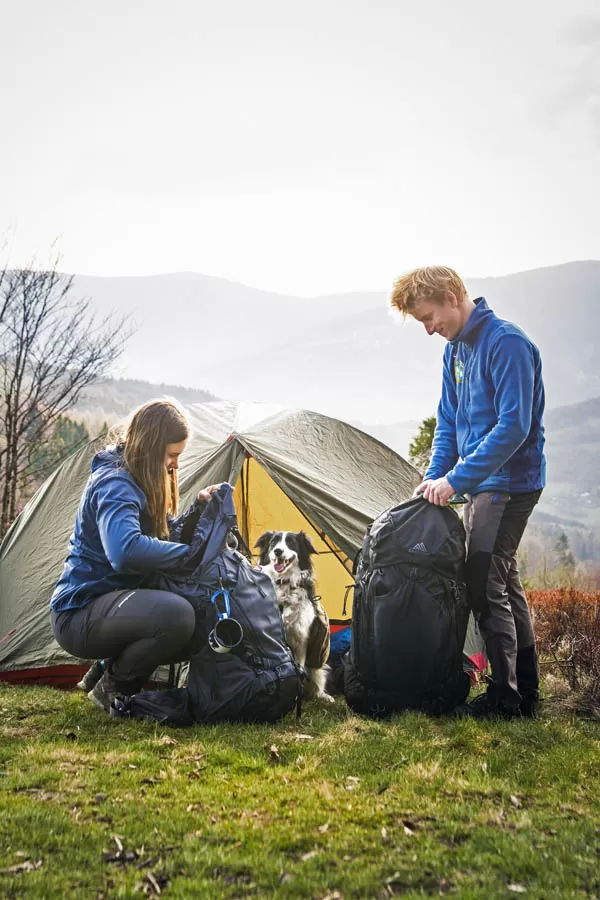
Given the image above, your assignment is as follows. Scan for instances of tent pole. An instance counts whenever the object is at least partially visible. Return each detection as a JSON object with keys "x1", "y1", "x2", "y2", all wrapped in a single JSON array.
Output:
[
  {"x1": 292, "y1": 503, "x2": 353, "y2": 574},
  {"x1": 240, "y1": 454, "x2": 250, "y2": 549}
]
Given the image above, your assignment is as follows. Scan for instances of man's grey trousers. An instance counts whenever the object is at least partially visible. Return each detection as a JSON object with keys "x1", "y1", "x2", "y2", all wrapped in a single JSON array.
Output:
[{"x1": 463, "y1": 490, "x2": 542, "y2": 709}]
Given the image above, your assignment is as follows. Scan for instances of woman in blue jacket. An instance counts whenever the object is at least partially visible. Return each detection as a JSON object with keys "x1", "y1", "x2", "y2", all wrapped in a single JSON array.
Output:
[{"x1": 50, "y1": 399, "x2": 218, "y2": 712}]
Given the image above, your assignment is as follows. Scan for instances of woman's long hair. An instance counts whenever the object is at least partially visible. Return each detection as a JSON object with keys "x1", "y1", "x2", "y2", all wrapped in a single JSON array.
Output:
[{"x1": 122, "y1": 400, "x2": 190, "y2": 538}]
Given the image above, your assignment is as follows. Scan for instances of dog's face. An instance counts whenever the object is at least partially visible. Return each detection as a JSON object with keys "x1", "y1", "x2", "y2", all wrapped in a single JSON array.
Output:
[{"x1": 255, "y1": 531, "x2": 316, "y2": 577}]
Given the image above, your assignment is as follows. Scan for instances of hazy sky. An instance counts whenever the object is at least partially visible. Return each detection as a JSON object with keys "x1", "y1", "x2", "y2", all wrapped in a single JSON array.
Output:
[{"x1": 1, "y1": 0, "x2": 599, "y2": 296}]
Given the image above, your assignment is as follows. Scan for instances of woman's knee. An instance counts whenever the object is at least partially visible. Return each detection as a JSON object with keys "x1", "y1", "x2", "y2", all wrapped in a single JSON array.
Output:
[{"x1": 152, "y1": 592, "x2": 195, "y2": 643}]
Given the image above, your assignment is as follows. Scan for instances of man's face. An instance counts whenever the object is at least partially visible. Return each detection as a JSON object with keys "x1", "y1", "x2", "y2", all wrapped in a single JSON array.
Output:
[{"x1": 410, "y1": 292, "x2": 464, "y2": 341}]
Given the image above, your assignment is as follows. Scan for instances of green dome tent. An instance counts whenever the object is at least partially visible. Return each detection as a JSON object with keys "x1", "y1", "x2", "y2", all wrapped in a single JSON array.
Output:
[{"x1": 1, "y1": 401, "x2": 425, "y2": 686}]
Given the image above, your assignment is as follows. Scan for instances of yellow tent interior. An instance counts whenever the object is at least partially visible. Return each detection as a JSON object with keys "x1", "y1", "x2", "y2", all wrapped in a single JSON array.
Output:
[{"x1": 234, "y1": 455, "x2": 354, "y2": 620}]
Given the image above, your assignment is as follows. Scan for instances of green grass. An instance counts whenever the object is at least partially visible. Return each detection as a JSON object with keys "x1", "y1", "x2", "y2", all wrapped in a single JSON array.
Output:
[{"x1": 0, "y1": 684, "x2": 599, "y2": 899}]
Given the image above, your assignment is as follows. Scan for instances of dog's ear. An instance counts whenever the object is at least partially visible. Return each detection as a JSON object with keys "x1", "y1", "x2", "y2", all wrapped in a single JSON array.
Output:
[
  {"x1": 255, "y1": 531, "x2": 273, "y2": 550},
  {"x1": 254, "y1": 531, "x2": 273, "y2": 562},
  {"x1": 298, "y1": 532, "x2": 317, "y2": 554},
  {"x1": 297, "y1": 531, "x2": 317, "y2": 570}
]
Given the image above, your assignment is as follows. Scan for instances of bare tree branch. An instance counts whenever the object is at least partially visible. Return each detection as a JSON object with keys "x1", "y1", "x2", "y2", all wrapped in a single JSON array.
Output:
[{"x1": 0, "y1": 264, "x2": 132, "y2": 537}]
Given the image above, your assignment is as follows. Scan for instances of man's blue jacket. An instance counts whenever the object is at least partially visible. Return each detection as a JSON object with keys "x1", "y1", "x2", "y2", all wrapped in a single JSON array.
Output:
[
  {"x1": 50, "y1": 447, "x2": 196, "y2": 612},
  {"x1": 425, "y1": 297, "x2": 546, "y2": 496}
]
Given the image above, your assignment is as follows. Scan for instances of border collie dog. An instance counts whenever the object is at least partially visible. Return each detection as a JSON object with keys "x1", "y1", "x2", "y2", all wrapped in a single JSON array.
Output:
[{"x1": 256, "y1": 530, "x2": 333, "y2": 703}]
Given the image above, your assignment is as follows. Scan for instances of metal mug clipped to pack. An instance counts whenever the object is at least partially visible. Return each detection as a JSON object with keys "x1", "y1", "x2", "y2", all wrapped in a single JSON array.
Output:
[{"x1": 208, "y1": 584, "x2": 243, "y2": 654}]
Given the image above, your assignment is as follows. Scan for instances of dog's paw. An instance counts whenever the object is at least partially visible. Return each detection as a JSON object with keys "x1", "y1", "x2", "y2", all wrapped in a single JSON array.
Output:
[{"x1": 317, "y1": 692, "x2": 335, "y2": 704}]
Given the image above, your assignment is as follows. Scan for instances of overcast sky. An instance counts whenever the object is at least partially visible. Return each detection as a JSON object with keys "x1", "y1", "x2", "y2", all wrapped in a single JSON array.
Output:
[{"x1": 1, "y1": 0, "x2": 599, "y2": 296}]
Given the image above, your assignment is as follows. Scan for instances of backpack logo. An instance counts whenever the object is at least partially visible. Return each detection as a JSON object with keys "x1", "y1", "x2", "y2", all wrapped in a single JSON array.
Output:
[{"x1": 409, "y1": 542, "x2": 428, "y2": 553}]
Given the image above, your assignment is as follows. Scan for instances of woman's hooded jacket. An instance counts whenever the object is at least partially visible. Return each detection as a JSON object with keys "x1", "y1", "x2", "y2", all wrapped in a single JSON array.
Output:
[{"x1": 50, "y1": 446, "x2": 199, "y2": 612}]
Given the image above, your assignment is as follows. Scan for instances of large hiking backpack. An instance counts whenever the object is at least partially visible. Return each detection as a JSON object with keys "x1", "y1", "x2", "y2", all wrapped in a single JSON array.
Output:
[
  {"x1": 112, "y1": 484, "x2": 303, "y2": 725},
  {"x1": 344, "y1": 496, "x2": 470, "y2": 717}
]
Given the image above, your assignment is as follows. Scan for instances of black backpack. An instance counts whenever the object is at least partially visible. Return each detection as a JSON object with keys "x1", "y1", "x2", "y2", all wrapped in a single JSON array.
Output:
[
  {"x1": 344, "y1": 496, "x2": 470, "y2": 717},
  {"x1": 112, "y1": 484, "x2": 303, "y2": 725}
]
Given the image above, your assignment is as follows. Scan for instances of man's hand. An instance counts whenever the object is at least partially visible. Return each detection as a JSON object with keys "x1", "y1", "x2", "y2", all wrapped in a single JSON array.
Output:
[
  {"x1": 197, "y1": 484, "x2": 221, "y2": 503},
  {"x1": 412, "y1": 481, "x2": 429, "y2": 498},
  {"x1": 413, "y1": 477, "x2": 455, "y2": 507}
]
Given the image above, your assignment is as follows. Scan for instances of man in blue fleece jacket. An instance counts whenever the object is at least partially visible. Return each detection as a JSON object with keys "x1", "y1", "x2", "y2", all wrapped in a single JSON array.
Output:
[{"x1": 390, "y1": 266, "x2": 546, "y2": 717}]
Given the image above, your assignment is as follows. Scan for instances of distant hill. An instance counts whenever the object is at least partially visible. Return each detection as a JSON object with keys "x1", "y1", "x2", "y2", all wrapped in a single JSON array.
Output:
[
  {"x1": 70, "y1": 261, "x2": 600, "y2": 425},
  {"x1": 70, "y1": 377, "x2": 217, "y2": 428},
  {"x1": 204, "y1": 261, "x2": 600, "y2": 421},
  {"x1": 538, "y1": 396, "x2": 600, "y2": 529},
  {"x1": 359, "y1": 395, "x2": 600, "y2": 518},
  {"x1": 63, "y1": 262, "x2": 600, "y2": 566},
  {"x1": 70, "y1": 272, "x2": 303, "y2": 395},
  {"x1": 355, "y1": 396, "x2": 600, "y2": 564}
]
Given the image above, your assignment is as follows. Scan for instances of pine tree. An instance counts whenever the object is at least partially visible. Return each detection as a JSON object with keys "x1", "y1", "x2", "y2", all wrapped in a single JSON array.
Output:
[
  {"x1": 408, "y1": 416, "x2": 436, "y2": 474},
  {"x1": 554, "y1": 531, "x2": 576, "y2": 571},
  {"x1": 28, "y1": 415, "x2": 90, "y2": 482}
]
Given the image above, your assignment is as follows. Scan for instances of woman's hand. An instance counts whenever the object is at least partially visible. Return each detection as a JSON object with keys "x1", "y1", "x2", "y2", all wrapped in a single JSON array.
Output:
[{"x1": 197, "y1": 484, "x2": 222, "y2": 503}]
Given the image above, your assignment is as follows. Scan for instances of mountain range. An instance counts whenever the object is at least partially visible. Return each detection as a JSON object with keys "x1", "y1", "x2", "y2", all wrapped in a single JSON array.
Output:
[
  {"x1": 69, "y1": 261, "x2": 600, "y2": 564},
  {"x1": 72, "y1": 260, "x2": 600, "y2": 426}
]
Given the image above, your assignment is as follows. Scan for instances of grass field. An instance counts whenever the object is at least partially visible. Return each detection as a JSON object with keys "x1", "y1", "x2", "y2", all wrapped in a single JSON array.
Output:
[{"x1": 0, "y1": 683, "x2": 598, "y2": 899}]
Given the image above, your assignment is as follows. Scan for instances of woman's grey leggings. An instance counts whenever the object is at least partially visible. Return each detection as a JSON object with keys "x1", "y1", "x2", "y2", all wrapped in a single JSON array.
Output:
[{"x1": 51, "y1": 589, "x2": 197, "y2": 695}]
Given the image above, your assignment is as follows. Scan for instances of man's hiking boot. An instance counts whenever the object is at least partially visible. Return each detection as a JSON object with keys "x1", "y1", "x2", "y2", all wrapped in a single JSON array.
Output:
[
  {"x1": 468, "y1": 691, "x2": 522, "y2": 719},
  {"x1": 455, "y1": 691, "x2": 522, "y2": 720},
  {"x1": 519, "y1": 695, "x2": 541, "y2": 718},
  {"x1": 77, "y1": 660, "x2": 105, "y2": 693}
]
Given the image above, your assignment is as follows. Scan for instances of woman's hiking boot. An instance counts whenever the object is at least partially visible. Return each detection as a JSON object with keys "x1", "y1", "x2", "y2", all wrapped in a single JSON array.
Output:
[
  {"x1": 77, "y1": 660, "x2": 105, "y2": 693},
  {"x1": 88, "y1": 674, "x2": 120, "y2": 712}
]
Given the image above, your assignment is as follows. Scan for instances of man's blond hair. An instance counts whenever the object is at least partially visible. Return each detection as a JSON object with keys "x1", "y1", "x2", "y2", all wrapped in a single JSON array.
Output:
[{"x1": 390, "y1": 266, "x2": 468, "y2": 317}]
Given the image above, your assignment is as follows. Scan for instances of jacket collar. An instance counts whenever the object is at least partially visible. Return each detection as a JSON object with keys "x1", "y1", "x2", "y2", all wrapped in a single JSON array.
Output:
[
  {"x1": 91, "y1": 443, "x2": 125, "y2": 473},
  {"x1": 451, "y1": 296, "x2": 494, "y2": 347}
]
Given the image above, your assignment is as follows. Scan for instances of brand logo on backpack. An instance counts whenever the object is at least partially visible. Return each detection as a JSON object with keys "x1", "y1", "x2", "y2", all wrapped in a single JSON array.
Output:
[{"x1": 409, "y1": 542, "x2": 428, "y2": 553}]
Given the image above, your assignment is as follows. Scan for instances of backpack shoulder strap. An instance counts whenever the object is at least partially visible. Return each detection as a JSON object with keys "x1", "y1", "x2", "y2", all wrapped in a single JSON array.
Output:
[{"x1": 186, "y1": 483, "x2": 238, "y2": 570}]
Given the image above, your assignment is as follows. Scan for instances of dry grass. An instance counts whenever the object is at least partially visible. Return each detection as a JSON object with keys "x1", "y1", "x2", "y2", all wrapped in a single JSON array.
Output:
[{"x1": 530, "y1": 588, "x2": 600, "y2": 718}]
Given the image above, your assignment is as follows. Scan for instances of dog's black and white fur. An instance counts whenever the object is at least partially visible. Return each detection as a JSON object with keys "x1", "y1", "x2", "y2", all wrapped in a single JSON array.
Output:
[{"x1": 256, "y1": 530, "x2": 333, "y2": 703}]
